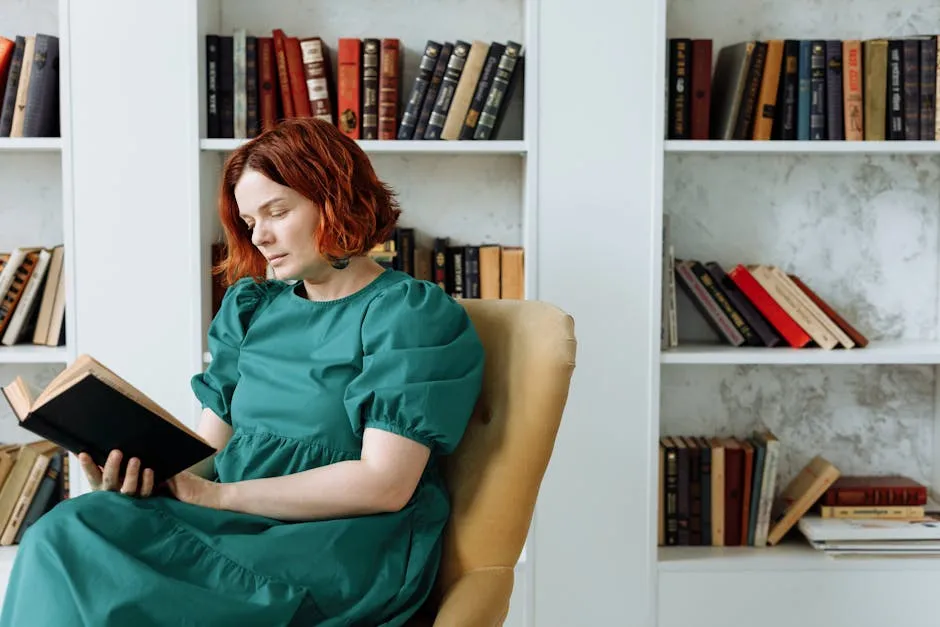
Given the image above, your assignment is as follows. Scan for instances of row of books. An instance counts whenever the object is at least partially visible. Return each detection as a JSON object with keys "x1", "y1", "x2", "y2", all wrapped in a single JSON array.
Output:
[
  {"x1": 659, "y1": 431, "x2": 782, "y2": 547},
  {"x1": 0, "y1": 441, "x2": 67, "y2": 546},
  {"x1": 369, "y1": 228, "x2": 525, "y2": 301},
  {"x1": 659, "y1": 434, "x2": 935, "y2": 553},
  {"x1": 0, "y1": 246, "x2": 67, "y2": 348},
  {"x1": 662, "y1": 247, "x2": 868, "y2": 349},
  {"x1": 667, "y1": 35, "x2": 940, "y2": 141},
  {"x1": 0, "y1": 33, "x2": 60, "y2": 138},
  {"x1": 205, "y1": 30, "x2": 523, "y2": 141},
  {"x1": 209, "y1": 230, "x2": 525, "y2": 317}
]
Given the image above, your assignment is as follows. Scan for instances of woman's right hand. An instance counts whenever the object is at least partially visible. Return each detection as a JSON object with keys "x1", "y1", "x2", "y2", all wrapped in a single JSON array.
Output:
[{"x1": 79, "y1": 449, "x2": 155, "y2": 497}]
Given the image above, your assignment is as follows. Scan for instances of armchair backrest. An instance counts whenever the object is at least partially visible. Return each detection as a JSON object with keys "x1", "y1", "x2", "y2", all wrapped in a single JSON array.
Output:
[{"x1": 436, "y1": 298, "x2": 576, "y2": 594}]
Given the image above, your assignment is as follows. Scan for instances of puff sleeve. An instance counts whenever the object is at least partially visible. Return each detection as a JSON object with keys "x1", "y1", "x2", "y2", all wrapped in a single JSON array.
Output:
[
  {"x1": 345, "y1": 280, "x2": 485, "y2": 456},
  {"x1": 190, "y1": 277, "x2": 271, "y2": 424}
]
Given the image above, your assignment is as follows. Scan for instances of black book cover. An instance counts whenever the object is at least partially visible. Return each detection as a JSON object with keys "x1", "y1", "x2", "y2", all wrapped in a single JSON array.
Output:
[{"x1": 11, "y1": 377, "x2": 215, "y2": 487}]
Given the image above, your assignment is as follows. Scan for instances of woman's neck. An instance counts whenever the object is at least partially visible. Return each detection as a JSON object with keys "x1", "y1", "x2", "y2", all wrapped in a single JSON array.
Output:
[{"x1": 300, "y1": 257, "x2": 386, "y2": 302}]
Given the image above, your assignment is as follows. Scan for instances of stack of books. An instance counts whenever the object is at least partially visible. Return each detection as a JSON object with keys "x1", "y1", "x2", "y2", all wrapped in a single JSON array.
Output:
[{"x1": 798, "y1": 475, "x2": 940, "y2": 557}]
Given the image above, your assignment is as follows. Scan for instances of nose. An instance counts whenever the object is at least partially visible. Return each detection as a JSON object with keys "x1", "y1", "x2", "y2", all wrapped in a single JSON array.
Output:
[{"x1": 250, "y1": 221, "x2": 273, "y2": 247}]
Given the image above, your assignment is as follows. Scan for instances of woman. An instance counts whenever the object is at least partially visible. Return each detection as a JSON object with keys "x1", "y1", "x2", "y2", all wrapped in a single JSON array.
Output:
[{"x1": 0, "y1": 118, "x2": 485, "y2": 626}]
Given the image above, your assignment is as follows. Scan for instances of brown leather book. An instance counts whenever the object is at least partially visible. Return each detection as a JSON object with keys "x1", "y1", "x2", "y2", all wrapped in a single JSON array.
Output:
[
  {"x1": 378, "y1": 39, "x2": 401, "y2": 139},
  {"x1": 299, "y1": 37, "x2": 333, "y2": 124}
]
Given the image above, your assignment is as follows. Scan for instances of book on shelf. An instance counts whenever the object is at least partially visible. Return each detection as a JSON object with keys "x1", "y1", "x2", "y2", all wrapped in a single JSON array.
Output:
[
  {"x1": 667, "y1": 35, "x2": 939, "y2": 141},
  {"x1": 1, "y1": 354, "x2": 217, "y2": 486},
  {"x1": 204, "y1": 29, "x2": 523, "y2": 141},
  {"x1": 0, "y1": 33, "x2": 60, "y2": 138},
  {"x1": 662, "y1": 254, "x2": 869, "y2": 350},
  {"x1": 0, "y1": 245, "x2": 67, "y2": 348}
]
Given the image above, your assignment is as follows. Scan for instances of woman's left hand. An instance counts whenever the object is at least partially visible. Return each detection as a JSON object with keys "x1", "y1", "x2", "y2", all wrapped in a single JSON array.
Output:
[{"x1": 166, "y1": 471, "x2": 226, "y2": 510}]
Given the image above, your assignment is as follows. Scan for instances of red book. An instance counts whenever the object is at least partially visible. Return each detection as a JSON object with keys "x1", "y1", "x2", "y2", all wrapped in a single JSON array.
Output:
[
  {"x1": 0, "y1": 37, "x2": 14, "y2": 104},
  {"x1": 271, "y1": 29, "x2": 295, "y2": 119},
  {"x1": 285, "y1": 37, "x2": 312, "y2": 118},
  {"x1": 823, "y1": 476, "x2": 927, "y2": 507},
  {"x1": 256, "y1": 37, "x2": 278, "y2": 131},
  {"x1": 727, "y1": 264, "x2": 811, "y2": 348},
  {"x1": 336, "y1": 38, "x2": 361, "y2": 139}
]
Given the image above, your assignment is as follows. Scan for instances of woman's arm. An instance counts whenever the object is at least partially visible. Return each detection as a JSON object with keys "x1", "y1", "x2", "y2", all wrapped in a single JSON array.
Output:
[
  {"x1": 186, "y1": 408, "x2": 234, "y2": 479},
  {"x1": 218, "y1": 427, "x2": 430, "y2": 520}
]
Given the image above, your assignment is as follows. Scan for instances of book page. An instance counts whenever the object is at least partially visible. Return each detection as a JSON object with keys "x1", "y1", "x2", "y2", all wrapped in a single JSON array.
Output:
[{"x1": 1, "y1": 377, "x2": 34, "y2": 421}]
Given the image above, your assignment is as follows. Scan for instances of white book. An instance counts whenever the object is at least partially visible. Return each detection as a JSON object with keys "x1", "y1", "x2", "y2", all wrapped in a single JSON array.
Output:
[{"x1": 799, "y1": 514, "x2": 940, "y2": 542}]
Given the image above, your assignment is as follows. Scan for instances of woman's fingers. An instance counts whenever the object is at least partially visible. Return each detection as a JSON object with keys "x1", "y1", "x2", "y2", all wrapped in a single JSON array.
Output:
[
  {"x1": 78, "y1": 452, "x2": 102, "y2": 490},
  {"x1": 139, "y1": 468, "x2": 154, "y2": 498},
  {"x1": 120, "y1": 457, "x2": 140, "y2": 495},
  {"x1": 100, "y1": 449, "x2": 122, "y2": 491}
]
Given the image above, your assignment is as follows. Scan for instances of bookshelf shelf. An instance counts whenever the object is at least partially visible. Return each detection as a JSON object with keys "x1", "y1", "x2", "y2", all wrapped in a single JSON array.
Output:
[
  {"x1": 0, "y1": 345, "x2": 68, "y2": 364},
  {"x1": 658, "y1": 542, "x2": 940, "y2": 572},
  {"x1": 0, "y1": 138, "x2": 62, "y2": 152},
  {"x1": 665, "y1": 140, "x2": 940, "y2": 155},
  {"x1": 200, "y1": 138, "x2": 528, "y2": 155},
  {"x1": 660, "y1": 341, "x2": 940, "y2": 365}
]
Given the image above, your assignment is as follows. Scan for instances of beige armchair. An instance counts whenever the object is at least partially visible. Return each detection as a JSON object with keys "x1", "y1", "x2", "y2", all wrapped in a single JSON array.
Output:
[{"x1": 408, "y1": 298, "x2": 577, "y2": 626}]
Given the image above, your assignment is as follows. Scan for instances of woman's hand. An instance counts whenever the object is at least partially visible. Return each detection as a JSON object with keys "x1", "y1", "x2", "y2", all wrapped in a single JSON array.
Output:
[
  {"x1": 166, "y1": 471, "x2": 226, "y2": 510},
  {"x1": 79, "y1": 449, "x2": 154, "y2": 497}
]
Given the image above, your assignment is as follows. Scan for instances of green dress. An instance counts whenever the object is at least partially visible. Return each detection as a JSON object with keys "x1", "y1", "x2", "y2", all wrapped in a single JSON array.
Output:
[{"x1": 0, "y1": 269, "x2": 485, "y2": 626}]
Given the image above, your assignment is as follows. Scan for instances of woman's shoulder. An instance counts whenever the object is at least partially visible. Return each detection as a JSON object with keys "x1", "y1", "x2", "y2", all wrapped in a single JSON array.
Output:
[
  {"x1": 367, "y1": 272, "x2": 464, "y2": 319},
  {"x1": 363, "y1": 271, "x2": 478, "y2": 345},
  {"x1": 218, "y1": 276, "x2": 292, "y2": 317}
]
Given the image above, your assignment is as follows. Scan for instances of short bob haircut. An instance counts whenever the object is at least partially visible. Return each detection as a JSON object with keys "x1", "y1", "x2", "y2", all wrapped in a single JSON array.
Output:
[{"x1": 215, "y1": 118, "x2": 401, "y2": 286}]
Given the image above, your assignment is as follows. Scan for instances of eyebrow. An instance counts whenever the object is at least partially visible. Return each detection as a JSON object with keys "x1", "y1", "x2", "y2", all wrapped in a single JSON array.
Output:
[{"x1": 240, "y1": 196, "x2": 286, "y2": 219}]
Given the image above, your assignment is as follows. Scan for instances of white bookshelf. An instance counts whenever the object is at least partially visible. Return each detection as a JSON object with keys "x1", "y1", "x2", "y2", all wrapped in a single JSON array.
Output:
[
  {"x1": 190, "y1": 2, "x2": 536, "y2": 625},
  {"x1": 655, "y1": 0, "x2": 940, "y2": 624},
  {"x1": 0, "y1": 138, "x2": 62, "y2": 152}
]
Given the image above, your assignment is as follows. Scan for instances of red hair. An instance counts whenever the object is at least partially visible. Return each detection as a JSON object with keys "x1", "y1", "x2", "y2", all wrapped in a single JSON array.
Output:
[{"x1": 215, "y1": 118, "x2": 401, "y2": 285}]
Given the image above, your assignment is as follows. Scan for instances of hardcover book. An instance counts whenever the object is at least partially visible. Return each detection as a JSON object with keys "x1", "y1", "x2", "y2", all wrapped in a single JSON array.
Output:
[{"x1": 1, "y1": 354, "x2": 216, "y2": 486}]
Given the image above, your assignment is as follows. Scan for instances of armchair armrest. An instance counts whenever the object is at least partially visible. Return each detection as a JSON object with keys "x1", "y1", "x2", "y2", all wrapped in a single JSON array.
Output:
[{"x1": 432, "y1": 566, "x2": 514, "y2": 627}]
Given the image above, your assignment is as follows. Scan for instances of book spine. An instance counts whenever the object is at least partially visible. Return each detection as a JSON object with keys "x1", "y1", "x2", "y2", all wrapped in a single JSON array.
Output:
[
  {"x1": 732, "y1": 41, "x2": 766, "y2": 140},
  {"x1": 886, "y1": 39, "x2": 905, "y2": 140},
  {"x1": 667, "y1": 38, "x2": 692, "y2": 140},
  {"x1": 796, "y1": 40, "x2": 811, "y2": 140},
  {"x1": 842, "y1": 40, "x2": 863, "y2": 140},
  {"x1": 825, "y1": 39, "x2": 844, "y2": 140},
  {"x1": 378, "y1": 38, "x2": 401, "y2": 140},
  {"x1": 299, "y1": 37, "x2": 333, "y2": 124},
  {"x1": 205, "y1": 35, "x2": 220, "y2": 138},
  {"x1": 233, "y1": 29, "x2": 247, "y2": 138},
  {"x1": 425, "y1": 41, "x2": 469, "y2": 139},
  {"x1": 360, "y1": 39, "x2": 380, "y2": 139},
  {"x1": 902, "y1": 38, "x2": 920, "y2": 140},
  {"x1": 399, "y1": 41, "x2": 443, "y2": 140},
  {"x1": 336, "y1": 38, "x2": 361, "y2": 139},
  {"x1": 920, "y1": 36, "x2": 937, "y2": 140},
  {"x1": 245, "y1": 36, "x2": 259, "y2": 137},
  {"x1": 413, "y1": 43, "x2": 452, "y2": 140},
  {"x1": 459, "y1": 42, "x2": 504, "y2": 140},
  {"x1": 809, "y1": 40, "x2": 826, "y2": 139},
  {"x1": 473, "y1": 40, "x2": 523, "y2": 140}
]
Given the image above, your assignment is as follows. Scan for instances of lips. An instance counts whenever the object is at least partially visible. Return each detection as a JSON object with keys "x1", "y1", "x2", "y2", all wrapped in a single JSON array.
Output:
[{"x1": 267, "y1": 254, "x2": 287, "y2": 264}]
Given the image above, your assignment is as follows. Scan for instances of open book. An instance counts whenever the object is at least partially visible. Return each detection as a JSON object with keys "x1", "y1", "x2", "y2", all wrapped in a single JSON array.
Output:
[{"x1": 1, "y1": 354, "x2": 216, "y2": 486}]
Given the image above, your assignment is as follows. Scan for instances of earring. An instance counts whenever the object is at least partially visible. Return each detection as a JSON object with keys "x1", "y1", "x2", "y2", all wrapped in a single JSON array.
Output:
[{"x1": 331, "y1": 256, "x2": 350, "y2": 270}]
